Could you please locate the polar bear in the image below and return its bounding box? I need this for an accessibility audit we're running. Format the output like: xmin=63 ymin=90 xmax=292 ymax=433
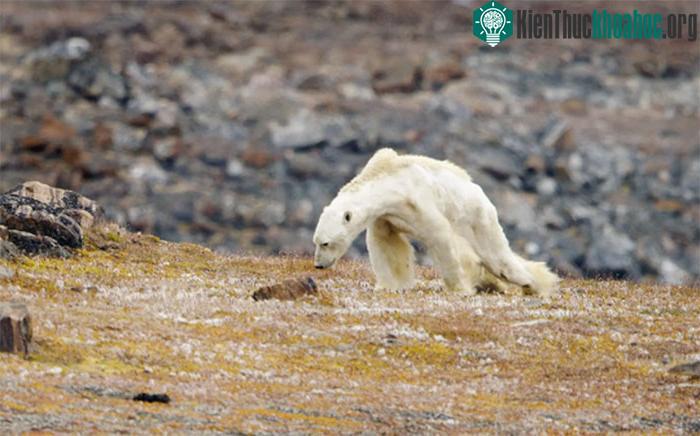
xmin=312 ymin=148 xmax=558 ymax=296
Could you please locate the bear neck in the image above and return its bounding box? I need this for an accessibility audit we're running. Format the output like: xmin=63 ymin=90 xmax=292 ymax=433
xmin=338 ymin=177 xmax=396 ymax=230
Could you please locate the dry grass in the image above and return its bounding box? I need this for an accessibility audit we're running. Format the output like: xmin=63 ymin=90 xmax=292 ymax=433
xmin=0 ymin=228 xmax=698 ymax=433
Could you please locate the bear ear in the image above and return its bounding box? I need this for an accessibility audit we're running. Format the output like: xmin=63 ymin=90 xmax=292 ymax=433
xmin=344 ymin=211 xmax=352 ymax=223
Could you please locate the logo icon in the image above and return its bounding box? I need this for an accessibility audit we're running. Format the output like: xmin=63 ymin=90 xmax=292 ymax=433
xmin=473 ymin=1 xmax=513 ymax=47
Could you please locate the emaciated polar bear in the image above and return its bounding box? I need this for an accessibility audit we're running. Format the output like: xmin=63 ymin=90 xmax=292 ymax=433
xmin=313 ymin=148 xmax=558 ymax=296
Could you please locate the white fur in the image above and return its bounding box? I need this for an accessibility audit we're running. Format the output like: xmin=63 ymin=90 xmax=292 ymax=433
xmin=313 ymin=148 xmax=558 ymax=296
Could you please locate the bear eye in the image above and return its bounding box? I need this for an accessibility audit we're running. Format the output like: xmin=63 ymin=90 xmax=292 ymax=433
xmin=344 ymin=212 xmax=352 ymax=223
xmin=321 ymin=242 xmax=329 ymax=247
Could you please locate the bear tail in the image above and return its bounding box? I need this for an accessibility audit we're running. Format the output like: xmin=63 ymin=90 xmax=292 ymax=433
xmin=524 ymin=259 xmax=559 ymax=297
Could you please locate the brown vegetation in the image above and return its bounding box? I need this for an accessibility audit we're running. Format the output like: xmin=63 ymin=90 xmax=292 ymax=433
xmin=0 ymin=226 xmax=698 ymax=432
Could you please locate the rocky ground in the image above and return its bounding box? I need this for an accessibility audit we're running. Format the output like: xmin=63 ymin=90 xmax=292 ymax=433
xmin=0 ymin=226 xmax=699 ymax=433
xmin=0 ymin=1 xmax=699 ymax=284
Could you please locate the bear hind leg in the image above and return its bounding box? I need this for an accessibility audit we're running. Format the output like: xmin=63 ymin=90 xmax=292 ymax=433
xmin=461 ymin=206 xmax=534 ymax=288
xmin=466 ymin=206 xmax=557 ymax=296
xmin=421 ymin=221 xmax=475 ymax=294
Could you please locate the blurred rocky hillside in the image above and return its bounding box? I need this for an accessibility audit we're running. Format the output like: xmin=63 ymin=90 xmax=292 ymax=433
xmin=0 ymin=1 xmax=698 ymax=283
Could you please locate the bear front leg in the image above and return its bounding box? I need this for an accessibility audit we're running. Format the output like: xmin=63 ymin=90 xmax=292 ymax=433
xmin=367 ymin=219 xmax=415 ymax=291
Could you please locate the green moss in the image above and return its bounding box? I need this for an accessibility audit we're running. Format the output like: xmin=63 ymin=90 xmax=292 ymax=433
xmin=30 ymin=337 xmax=85 ymax=366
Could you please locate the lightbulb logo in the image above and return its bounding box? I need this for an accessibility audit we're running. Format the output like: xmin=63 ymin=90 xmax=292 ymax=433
xmin=473 ymin=1 xmax=513 ymax=47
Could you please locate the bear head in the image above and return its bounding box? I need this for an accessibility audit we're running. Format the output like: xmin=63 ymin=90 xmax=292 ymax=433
xmin=312 ymin=200 xmax=363 ymax=269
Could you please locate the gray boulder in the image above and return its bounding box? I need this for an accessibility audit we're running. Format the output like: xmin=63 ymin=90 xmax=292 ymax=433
xmin=585 ymin=225 xmax=637 ymax=278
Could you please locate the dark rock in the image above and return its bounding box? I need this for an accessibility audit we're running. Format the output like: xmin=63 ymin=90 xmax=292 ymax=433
xmin=133 ymin=393 xmax=171 ymax=404
xmin=68 ymin=59 xmax=127 ymax=102
xmin=252 ymin=277 xmax=318 ymax=301
xmin=0 ymin=195 xmax=83 ymax=249
xmin=0 ymin=302 xmax=32 ymax=357
xmin=7 ymin=229 xmax=70 ymax=257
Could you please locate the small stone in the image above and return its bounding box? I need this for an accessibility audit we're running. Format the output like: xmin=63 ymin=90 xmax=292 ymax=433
xmin=424 ymin=59 xmax=465 ymax=89
xmin=668 ymin=361 xmax=700 ymax=377
xmin=653 ymin=199 xmax=683 ymax=213
xmin=541 ymin=119 xmax=573 ymax=150
xmin=153 ymin=137 xmax=181 ymax=162
xmin=372 ymin=61 xmax=422 ymax=94
xmin=536 ymin=178 xmax=557 ymax=196
xmin=128 ymin=158 xmax=168 ymax=186
xmin=473 ymin=147 xmax=521 ymax=180
xmin=560 ymin=98 xmax=588 ymax=115
xmin=0 ymin=241 xmax=19 ymax=260
xmin=0 ymin=266 xmax=14 ymax=279
xmin=70 ymin=285 xmax=98 ymax=294
xmin=252 ymin=277 xmax=318 ymax=301
xmin=0 ymin=302 xmax=32 ymax=357
xmin=240 ymin=147 xmax=275 ymax=168
xmin=111 ymin=124 xmax=147 ymax=151
xmin=339 ymin=82 xmax=376 ymax=101
xmin=285 ymin=152 xmax=325 ymax=178
xmin=225 ymin=159 xmax=245 ymax=178
xmin=24 ymin=37 xmax=91 ymax=82
xmin=525 ymin=154 xmax=546 ymax=174
xmin=133 ymin=392 xmax=171 ymax=403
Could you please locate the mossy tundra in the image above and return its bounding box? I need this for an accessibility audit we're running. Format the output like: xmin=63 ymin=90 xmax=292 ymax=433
xmin=0 ymin=224 xmax=698 ymax=433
